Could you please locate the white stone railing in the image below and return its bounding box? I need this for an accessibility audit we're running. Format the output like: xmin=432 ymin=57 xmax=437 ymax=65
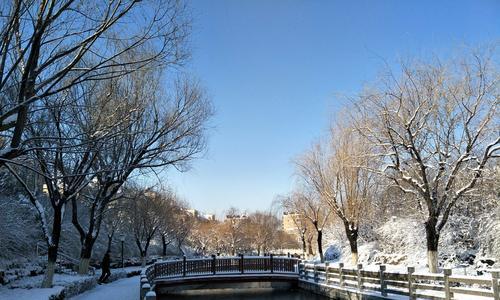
xmin=299 ymin=262 xmax=499 ymax=300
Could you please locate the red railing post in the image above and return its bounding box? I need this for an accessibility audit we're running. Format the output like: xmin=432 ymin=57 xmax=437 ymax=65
xmin=182 ymin=256 xmax=186 ymax=277
xmin=270 ymin=254 xmax=274 ymax=273
xmin=240 ymin=254 xmax=244 ymax=274
xmin=211 ymin=254 xmax=216 ymax=275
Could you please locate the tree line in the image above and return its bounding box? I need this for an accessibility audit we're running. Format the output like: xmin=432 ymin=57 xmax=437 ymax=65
xmin=189 ymin=207 xmax=299 ymax=257
xmin=282 ymin=48 xmax=499 ymax=273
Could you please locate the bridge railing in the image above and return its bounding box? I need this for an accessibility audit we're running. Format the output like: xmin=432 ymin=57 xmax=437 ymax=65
xmin=145 ymin=255 xmax=299 ymax=283
xmin=300 ymin=262 xmax=500 ymax=300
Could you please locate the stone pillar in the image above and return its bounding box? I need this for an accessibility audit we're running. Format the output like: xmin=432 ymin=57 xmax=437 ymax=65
xmin=407 ymin=266 xmax=415 ymax=300
xmin=141 ymin=283 xmax=151 ymax=300
xmin=357 ymin=263 xmax=363 ymax=291
xmin=144 ymin=291 xmax=156 ymax=300
xmin=313 ymin=262 xmax=318 ymax=283
xmin=324 ymin=262 xmax=330 ymax=284
xmin=379 ymin=265 xmax=387 ymax=297
xmin=444 ymin=268 xmax=452 ymax=300
xmin=339 ymin=262 xmax=345 ymax=288
xmin=491 ymin=270 xmax=499 ymax=300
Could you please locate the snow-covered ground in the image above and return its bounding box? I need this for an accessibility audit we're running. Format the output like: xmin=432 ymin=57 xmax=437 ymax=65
xmin=70 ymin=276 xmax=139 ymax=300
xmin=0 ymin=286 xmax=64 ymax=300
xmin=0 ymin=267 xmax=141 ymax=300
xmin=320 ymin=216 xmax=499 ymax=274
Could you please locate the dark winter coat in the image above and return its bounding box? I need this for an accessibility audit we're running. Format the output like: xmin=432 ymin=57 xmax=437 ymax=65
xmin=102 ymin=252 xmax=111 ymax=271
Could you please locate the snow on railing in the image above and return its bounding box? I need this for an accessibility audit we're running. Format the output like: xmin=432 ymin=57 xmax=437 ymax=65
xmin=299 ymin=262 xmax=500 ymax=300
xmin=139 ymin=255 xmax=299 ymax=300
xmin=145 ymin=254 xmax=299 ymax=282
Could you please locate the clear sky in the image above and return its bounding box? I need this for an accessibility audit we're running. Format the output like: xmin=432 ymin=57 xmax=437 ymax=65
xmin=164 ymin=0 xmax=499 ymax=216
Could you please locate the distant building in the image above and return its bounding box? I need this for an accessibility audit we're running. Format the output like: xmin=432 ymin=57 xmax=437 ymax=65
xmin=186 ymin=209 xmax=199 ymax=218
xmin=282 ymin=212 xmax=302 ymax=233
xmin=203 ymin=214 xmax=216 ymax=221
xmin=183 ymin=209 xmax=216 ymax=221
xmin=225 ymin=214 xmax=248 ymax=222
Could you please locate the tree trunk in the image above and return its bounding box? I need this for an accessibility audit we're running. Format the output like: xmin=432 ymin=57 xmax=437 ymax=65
xmin=300 ymin=233 xmax=307 ymax=259
xmin=141 ymin=252 xmax=146 ymax=268
xmin=78 ymin=234 xmax=96 ymax=275
xmin=317 ymin=229 xmax=324 ymax=262
xmin=42 ymin=245 xmax=58 ymax=288
xmin=344 ymin=222 xmax=359 ymax=265
xmin=42 ymin=207 xmax=62 ymax=288
xmin=178 ymin=240 xmax=185 ymax=256
xmin=425 ymin=217 xmax=440 ymax=273
xmin=307 ymin=238 xmax=314 ymax=257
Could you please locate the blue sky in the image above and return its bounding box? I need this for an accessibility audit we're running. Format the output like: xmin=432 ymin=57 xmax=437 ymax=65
xmin=164 ymin=0 xmax=499 ymax=215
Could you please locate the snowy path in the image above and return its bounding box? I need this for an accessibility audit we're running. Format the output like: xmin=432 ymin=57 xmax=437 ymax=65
xmin=70 ymin=276 xmax=139 ymax=300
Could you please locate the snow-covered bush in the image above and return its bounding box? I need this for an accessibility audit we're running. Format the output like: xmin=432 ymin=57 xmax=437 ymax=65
xmin=373 ymin=217 xmax=426 ymax=267
xmin=324 ymin=245 xmax=341 ymax=261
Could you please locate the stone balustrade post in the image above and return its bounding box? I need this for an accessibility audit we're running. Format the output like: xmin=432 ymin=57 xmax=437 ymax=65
xmin=407 ymin=266 xmax=415 ymax=300
xmin=379 ymin=265 xmax=387 ymax=297
xmin=141 ymin=283 xmax=151 ymax=300
xmin=357 ymin=263 xmax=363 ymax=291
xmin=444 ymin=268 xmax=453 ymax=300
xmin=491 ymin=270 xmax=499 ymax=300
xmin=339 ymin=262 xmax=345 ymax=288
xmin=313 ymin=262 xmax=318 ymax=283
xmin=144 ymin=290 xmax=156 ymax=300
xmin=298 ymin=263 xmax=304 ymax=278
xmin=324 ymin=262 xmax=330 ymax=284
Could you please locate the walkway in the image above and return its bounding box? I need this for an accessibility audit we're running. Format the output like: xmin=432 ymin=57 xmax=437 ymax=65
xmin=70 ymin=276 xmax=139 ymax=300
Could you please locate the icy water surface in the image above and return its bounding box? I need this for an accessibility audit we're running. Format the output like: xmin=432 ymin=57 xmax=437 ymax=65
xmin=160 ymin=288 xmax=330 ymax=299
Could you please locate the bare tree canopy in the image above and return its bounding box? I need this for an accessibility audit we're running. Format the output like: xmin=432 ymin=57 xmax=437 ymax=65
xmin=0 ymin=0 xmax=189 ymax=165
xmin=295 ymin=121 xmax=378 ymax=265
xmin=353 ymin=49 xmax=499 ymax=272
xmin=282 ymin=187 xmax=331 ymax=262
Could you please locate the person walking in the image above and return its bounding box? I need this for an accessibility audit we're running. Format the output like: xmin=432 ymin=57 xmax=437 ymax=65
xmin=98 ymin=251 xmax=111 ymax=284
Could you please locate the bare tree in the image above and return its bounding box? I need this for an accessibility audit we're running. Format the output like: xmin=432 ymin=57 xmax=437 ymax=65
xmin=296 ymin=122 xmax=377 ymax=265
xmin=353 ymin=50 xmax=499 ymax=272
xmin=281 ymin=203 xmax=315 ymax=259
xmin=220 ymin=207 xmax=249 ymax=256
xmin=0 ymin=0 xmax=189 ymax=166
xmin=3 ymin=82 xmax=123 ymax=287
xmin=70 ymin=70 xmax=212 ymax=273
xmin=284 ymin=189 xmax=331 ymax=262
xmin=101 ymin=200 xmax=128 ymax=255
xmin=246 ymin=211 xmax=280 ymax=255
xmin=123 ymin=188 xmax=164 ymax=267
xmin=157 ymin=192 xmax=183 ymax=257
xmin=172 ymin=211 xmax=194 ymax=256
xmin=189 ymin=219 xmax=218 ymax=256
